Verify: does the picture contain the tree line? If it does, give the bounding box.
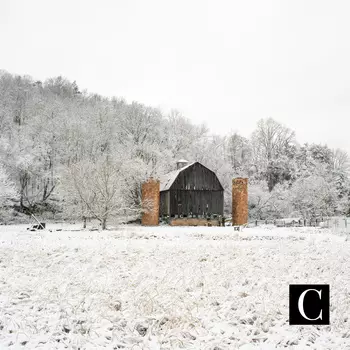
[0,70,349,227]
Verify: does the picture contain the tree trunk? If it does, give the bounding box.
[19,171,29,210]
[83,216,87,229]
[102,217,107,230]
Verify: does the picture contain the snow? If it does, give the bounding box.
[0,224,349,349]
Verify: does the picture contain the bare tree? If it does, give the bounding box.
[289,175,344,218]
[331,148,350,173]
[226,132,251,171]
[0,164,18,207]
[251,118,295,165]
[63,157,138,230]
[251,118,296,191]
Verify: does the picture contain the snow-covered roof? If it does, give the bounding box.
[159,162,195,192]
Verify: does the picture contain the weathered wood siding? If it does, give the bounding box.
[169,189,223,216]
[171,163,223,191]
[160,191,170,216]
[160,163,224,217]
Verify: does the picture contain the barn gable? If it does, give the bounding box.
[159,162,224,217]
[159,162,195,192]
[172,162,223,191]
[159,162,223,192]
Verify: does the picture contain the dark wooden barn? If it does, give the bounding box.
[159,161,224,218]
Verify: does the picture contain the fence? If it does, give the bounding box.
[323,217,350,233]
[249,217,350,232]
[249,218,324,227]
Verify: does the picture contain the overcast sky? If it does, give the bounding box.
[1,0,350,152]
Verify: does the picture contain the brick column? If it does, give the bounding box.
[141,178,160,226]
[232,178,248,225]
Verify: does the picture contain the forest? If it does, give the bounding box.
[0,70,349,228]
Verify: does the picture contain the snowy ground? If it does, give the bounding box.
[0,224,349,349]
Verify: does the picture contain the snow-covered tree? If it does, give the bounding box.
[248,181,290,219]
[226,132,251,172]
[62,157,129,230]
[251,118,296,191]
[331,148,350,173]
[0,164,18,206]
[251,118,295,164]
[289,175,345,218]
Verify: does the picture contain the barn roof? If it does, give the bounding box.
[159,162,195,191]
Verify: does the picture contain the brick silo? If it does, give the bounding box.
[141,178,160,226]
[232,178,248,226]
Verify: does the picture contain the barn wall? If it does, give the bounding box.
[159,191,170,216]
[169,189,223,217]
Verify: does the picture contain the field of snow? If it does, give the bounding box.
[0,224,349,349]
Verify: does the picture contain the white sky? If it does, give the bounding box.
[1,0,350,152]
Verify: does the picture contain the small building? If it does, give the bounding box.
[159,160,224,218]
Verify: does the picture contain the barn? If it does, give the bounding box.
[159,160,224,218]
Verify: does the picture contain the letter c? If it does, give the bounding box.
[298,289,322,321]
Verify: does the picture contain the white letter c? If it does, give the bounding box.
[298,289,323,321]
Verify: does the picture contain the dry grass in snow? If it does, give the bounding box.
[0,224,349,349]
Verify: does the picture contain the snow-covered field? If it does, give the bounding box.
[0,224,349,349]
